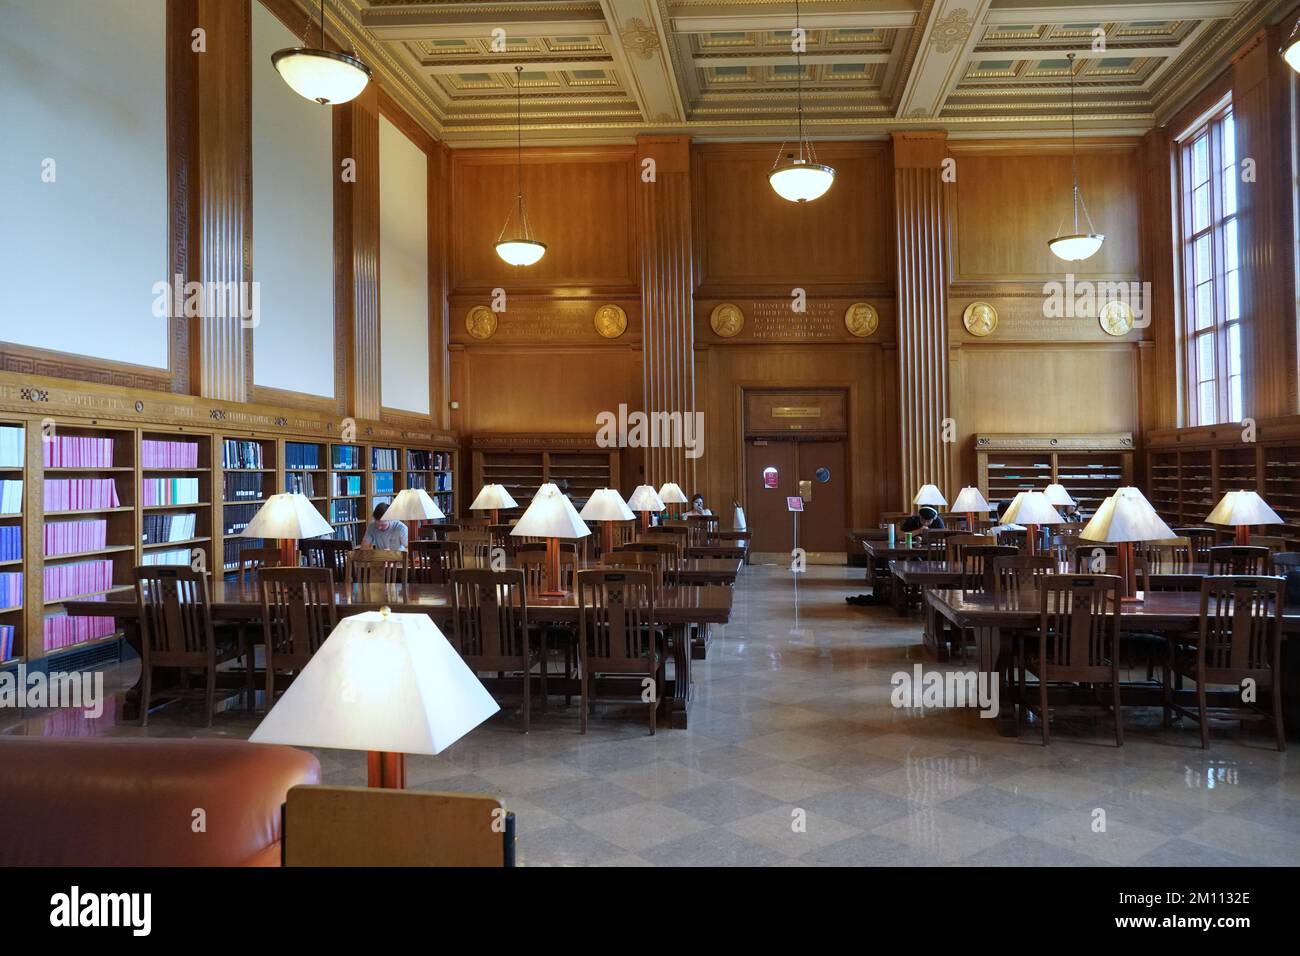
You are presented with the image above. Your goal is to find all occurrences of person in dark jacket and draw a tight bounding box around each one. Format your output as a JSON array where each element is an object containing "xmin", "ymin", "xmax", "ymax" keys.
[{"xmin": 900, "ymin": 506, "xmax": 944, "ymax": 534}]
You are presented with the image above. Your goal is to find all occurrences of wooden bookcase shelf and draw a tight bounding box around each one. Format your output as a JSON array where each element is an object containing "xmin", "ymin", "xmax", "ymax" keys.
[
  {"xmin": 220, "ymin": 436, "xmax": 276, "ymax": 573},
  {"xmin": 975, "ymin": 433, "xmax": 1135, "ymax": 515},
  {"xmin": 471, "ymin": 435, "xmax": 620, "ymax": 519},
  {"xmin": 0, "ymin": 420, "xmax": 25, "ymax": 666},
  {"xmin": 1147, "ymin": 416, "xmax": 1300, "ymax": 547}
]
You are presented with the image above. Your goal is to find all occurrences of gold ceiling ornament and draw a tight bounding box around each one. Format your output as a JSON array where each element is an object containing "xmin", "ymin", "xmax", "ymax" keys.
[
  {"xmin": 710, "ymin": 303, "xmax": 745, "ymax": 338},
  {"xmin": 466, "ymin": 305, "xmax": 498, "ymax": 340},
  {"xmin": 962, "ymin": 301, "xmax": 998, "ymax": 337},
  {"xmin": 593, "ymin": 304, "xmax": 628, "ymax": 339},
  {"xmin": 844, "ymin": 302, "xmax": 879, "ymax": 338},
  {"xmin": 1099, "ymin": 300, "xmax": 1135, "ymax": 337},
  {"xmin": 620, "ymin": 18, "xmax": 661, "ymax": 59},
  {"xmin": 929, "ymin": 8, "xmax": 975, "ymax": 54}
]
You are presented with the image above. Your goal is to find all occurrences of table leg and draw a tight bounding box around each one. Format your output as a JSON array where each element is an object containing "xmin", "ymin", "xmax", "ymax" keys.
[{"xmin": 662, "ymin": 623, "xmax": 691, "ymax": 729}]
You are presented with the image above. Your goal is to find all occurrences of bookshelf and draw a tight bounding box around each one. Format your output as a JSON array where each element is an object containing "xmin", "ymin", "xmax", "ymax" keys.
[
  {"xmin": 1147, "ymin": 417, "xmax": 1300, "ymax": 548},
  {"xmin": 283, "ymin": 440, "xmax": 329, "ymax": 527},
  {"xmin": 220, "ymin": 436, "xmax": 277, "ymax": 573},
  {"xmin": 471, "ymin": 436, "xmax": 621, "ymax": 518},
  {"xmin": 405, "ymin": 447, "xmax": 456, "ymax": 519},
  {"xmin": 974, "ymin": 433, "xmax": 1135, "ymax": 514},
  {"xmin": 329, "ymin": 442, "xmax": 366, "ymax": 546},
  {"xmin": 139, "ymin": 430, "xmax": 213, "ymax": 576},
  {"xmin": 371, "ymin": 445, "xmax": 400, "ymax": 508},
  {"xmin": 41, "ymin": 423, "xmax": 136, "ymax": 661},
  {"xmin": 0, "ymin": 421, "xmax": 25, "ymax": 666}
]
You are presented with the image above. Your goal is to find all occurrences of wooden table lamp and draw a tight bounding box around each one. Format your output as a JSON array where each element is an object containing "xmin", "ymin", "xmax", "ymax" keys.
[
  {"xmin": 1206, "ymin": 490, "xmax": 1283, "ymax": 545},
  {"xmin": 510, "ymin": 482, "xmax": 591, "ymax": 596},
  {"xmin": 1080, "ymin": 487, "xmax": 1176, "ymax": 602},
  {"xmin": 383, "ymin": 487, "xmax": 444, "ymax": 544},
  {"xmin": 627, "ymin": 484, "xmax": 665, "ymax": 532},
  {"xmin": 469, "ymin": 482, "xmax": 518, "ymax": 526},
  {"xmin": 950, "ymin": 486, "xmax": 991, "ymax": 532},
  {"xmin": 241, "ymin": 492, "xmax": 334, "ymax": 566},
  {"xmin": 580, "ymin": 488, "xmax": 635, "ymax": 555},
  {"xmin": 999, "ymin": 490, "xmax": 1064, "ymax": 555},
  {"xmin": 251, "ymin": 608, "xmax": 499, "ymax": 788},
  {"xmin": 658, "ymin": 481, "xmax": 688, "ymax": 519}
]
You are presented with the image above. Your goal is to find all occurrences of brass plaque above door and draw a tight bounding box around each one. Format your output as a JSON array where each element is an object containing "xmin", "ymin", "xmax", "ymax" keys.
[{"xmin": 744, "ymin": 389, "xmax": 847, "ymax": 438}]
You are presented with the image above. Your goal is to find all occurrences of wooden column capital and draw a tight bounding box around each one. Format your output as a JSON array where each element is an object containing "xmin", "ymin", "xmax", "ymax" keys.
[{"xmin": 891, "ymin": 131, "xmax": 948, "ymax": 169}]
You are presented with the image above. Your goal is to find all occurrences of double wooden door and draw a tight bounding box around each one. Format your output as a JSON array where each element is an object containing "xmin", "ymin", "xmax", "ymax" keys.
[{"xmin": 744, "ymin": 438, "xmax": 847, "ymax": 555}]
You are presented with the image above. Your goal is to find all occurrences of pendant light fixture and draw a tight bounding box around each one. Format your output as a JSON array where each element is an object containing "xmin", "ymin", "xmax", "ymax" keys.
[
  {"xmin": 1283, "ymin": 18, "xmax": 1300, "ymax": 72},
  {"xmin": 768, "ymin": 0, "xmax": 834, "ymax": 203},
  {"xmin": 1048, "ymin": 53, "xmax": 1104, "ymax": 261},
  {"xmin": 272, "ymin": 0, "xmax": 371, "ymax": 106},
  {"xmin": 495, "ymin": 66, "xmax": 546, "ymax": 267}
]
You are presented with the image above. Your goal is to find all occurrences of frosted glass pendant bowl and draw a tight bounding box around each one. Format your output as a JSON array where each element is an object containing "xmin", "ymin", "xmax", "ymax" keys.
[
  {"xmin": 271, "ymin": 48, "xmax": 371, "ymax": 105},
  {"xmin": 494, "ymin": 238, "xmax": 547, "ymax": 267},
  {"xmin": 1284, "ymin": 19, "xmax": 1300, "ymax": 73},
  {"xmin": 768, "ymin": 159, "xmax": 836, "ymax": 203},
  {"xmin": 1048, "ymin": 232, "xmax": 1105, "ymax": 261}
]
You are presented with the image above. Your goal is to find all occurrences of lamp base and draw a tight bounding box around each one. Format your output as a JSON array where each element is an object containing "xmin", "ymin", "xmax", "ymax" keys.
[
  {"xmin": 1235, "ymin": 525, "xmax": 1250, "ymax": 545},
  {"xmin": 279, "ymin": 538, "xmax": 299, "ymax": 567},
  {"xmin": 542, "ymin": 536, "xmax": 567, "ymax": 597},
  {"xmin": 367, "ymin": 751, "xmax": 406, "ymax": 789}
]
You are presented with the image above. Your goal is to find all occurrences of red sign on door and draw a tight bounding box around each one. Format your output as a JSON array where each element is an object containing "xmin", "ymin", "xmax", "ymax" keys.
[
  {"xmin": 762, "ymin": 466, "xmax": 778, "ymax": 489},
  {"xmin": 787, "ymin": 496, "xmax": 804, "ymax": 512}
]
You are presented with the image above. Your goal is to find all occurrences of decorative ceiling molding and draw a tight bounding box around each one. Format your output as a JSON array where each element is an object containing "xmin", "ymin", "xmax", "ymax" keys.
[{"xmin": 318, "ymin": 0, "xmax": 1278, "ymax": 145}]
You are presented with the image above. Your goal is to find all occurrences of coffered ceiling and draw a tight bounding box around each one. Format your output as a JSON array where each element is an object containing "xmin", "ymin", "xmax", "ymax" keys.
[{"xmin": 305, "ymin": 0, "xmax": 1292, "ymax": 144}]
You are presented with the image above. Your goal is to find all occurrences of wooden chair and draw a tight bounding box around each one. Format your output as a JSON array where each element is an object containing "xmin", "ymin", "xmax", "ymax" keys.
[
  {"xmin": 921, "ymin": 528, "xmax": 961, "ymax": 559},
  {"xmin": 1271, "ymin": 551, "xmax": 1300, "ymax": 574},
  {"xmin": 1019, "ymin": 574, "xmax": 1124, "ymax": 746},
  {"xmin": 576, "ymin": 569, "xmax": 661, "ymax": 736},
  {"xmin": 418, "ymin": 522, "xmax": 460, "ymax": 541},
  {"xmin": 601, "ymin": 550, "xmax": 664, "ymax": 591},
  {"xmin": 409, "ymin": 539, "xmax": 462, "ymax": 585},
  {"xmin": 943, "ymin": 533, "xmax": 993, "ymax": 568},
  {"xmin": 133, "ymin": 566, "xmax": 252, "ymax": 727},
  {"xmin": 1208, "ymin": 545, "xmax": 1270, "ymax": 576},
  {"xmin": 259, "ymin": 567, "xmax": 337, "ymax": 706},
  {"xmin": 344, "ymin": 548, "xmax": 407, "ymax": 587},
  {"xmin": 1248, "ymin": 535, "xmax": 1287, "ymax": 552},
  {"xmin": 1073, "ymin": 543, "xmax": 1116, "ymax": 573},
  {"xmin": 301, "ymin": 538, "xmax": 351, "ymax": 582},
  {"xmin": 960, "ymin": 545, "xmax": 1019, "ymax": 592},
  {"xmin": 1170, "ymin": 576, "xmax": 1285, "ymax": 751},
  {"xmin": 447, "ymin": 530, "xmax": 491, "ymax": 568},
  {"xmin": 515, "ymin": 542, "xmax": 579, "ymax": 593},
  {"xmin": 621, "ymin": 540, "xmax": 682, "ymax": 575},
  {"xmin": 991, "ymin": 555, "xmax": 1056, "ymax": 596},
  {"xmin": 1173, "ymin": 527, "xmax": 1217, "ymax": 562},
  {"xmin": 685, "ymin": 513, "xmax": 719, "ymax": 545},
  {"xmin": 997, "ymin": 529, "xmax": 1027, "ymax": 551},
  {"xmin": 449, "ymin": 569, "xmax": 538, "ymax": 732},
  {"xmin": 237, "ymin": 547, "xmax": 282, "ymax": 584},
  {"xmin": 1138, "ymin": 537, "xmax": 1193, "ymax": 573},
  {"xmin": 613, "ymin": 520, "xmax": 637, "ymax": 548}
]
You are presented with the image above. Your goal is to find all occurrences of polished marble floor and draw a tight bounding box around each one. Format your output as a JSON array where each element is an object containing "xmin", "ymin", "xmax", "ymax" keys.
[{"xmin": 6, "ymin": 565, "xmax": 1299, "ymax": 866}]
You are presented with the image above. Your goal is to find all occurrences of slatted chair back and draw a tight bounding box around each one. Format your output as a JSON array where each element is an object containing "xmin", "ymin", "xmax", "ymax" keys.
[
  {"xmin": 1138, "ymin": 537, "xmax": 1193, "ymax": 573},
  {"xmin": 515, "ymin": 543, "xmax": 579, "ymax": 592},
  {"xmin": 134, "ymin": 565, "xmax": 216, "ymax": 667},
  {"xmin": 259, "ymin": 567, "xmax": 338, "ymax": 697},
  {"xmin": 614, "ymin": 520, "xmax": 637, "ymax": 547},
  {"xmin": 1208, "ymin": 545, "xmax": 1270, "ymax": 576},
  {"xmin": 943, "ymin": 533, "xmax": 992, "ymax": 567},
  {"xmin": 600, "ymin": 550, "xmax": 665, "ymax": 591},
  {"xmin": 238, "ymin": 547, "xmax": 283, "ymax": 584},
  {"xmin": 1248, "ymin": 535, "xmax": 1287, "ymax": 552},
  {"xmin": 685, "ymin": 513, "xmax": 720, "ymax": 545},
  {"xmin": 344, "ymin": 549, "xmax": 407, "ymax": 588},
  {"xmin": 921, "ymin": 528, "xmax": 961, "ymax": 559},
  {"xmin": 300, "ymin": 538, "xmax": 350, "ymax": 582},
  {"xmin": 997, "ymin": 529, "xmax": 1027, "ymax": 551},
  {"xmin": 991, "ymin": 555, "xmax": 1056, "ymax": 596},
  {"xmin": 1037, "ymin": 574, "xmax": 1122, "ymax": 682},
  {"xmin": 418, "ymin": 522, "xmax": 459, "ymax": 541},
  {"xmin": 576, "ymin": 569, "xmax": 659, "ymax": 734},
  {"xmin": 1073, "ymin": 543, "xmax": 1116, "ymax": 573},
  {"xmin": 1172, "ymin": 527, "xmax": 1217, "ymax": 561},
  {"xmin": 448, "ymin": 530, "xmax": 491, "ymax": 568},
  {"xmin": 621, "ymin": 540, "xmax": 681, "ymax": 574},
  {"xmin": 450, "ymin": 568, "xmax": 530, "ymax": 667},
  {"xmin": 1199, "ymin": 575, "xmax": 1284, "ymax": 676},
  {"xmin": 409, "ymin": 539, "xmax": 462, "ymax": 585},
  {"xmin": 960, "ymin": 545, "xmax": 1019, "ymax": 592}
]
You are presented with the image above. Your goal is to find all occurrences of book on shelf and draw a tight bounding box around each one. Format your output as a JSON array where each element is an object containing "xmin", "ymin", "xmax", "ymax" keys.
[
  {"xmin": 434, "ymin": 472, "xmax": 453, "ymax": 492},
  {"xmin": 43, "ymin": 560, "xmax": 114, "ymax": 602},
  {"xmin": 142, "ymin": 477, "xmax": 200, "ymax": 506},
  {"xmin": 407, "ymin": 450, "xmax": 433, "ymax": 471},
  {"xmin": 44, "ymin": 478, "xmax": 120, "ymax": 511},
  {"xmin": 222, "ymin": 503, "xmax": 260, "ymax": 538},
  {"xmin": 43, "ymin": 613, "xmax": 116, "ymax": 652},
  {"xmin": 141, "ymin": 440, "xmax": 199, "ymax": 468},
  {"xmin": 372, "ymin": 448, "xmax": 399, "ymax": 471},
  {"xmin": 221, "ymin": 439, "xmax": 264, "ymax": 470},
  {"xmin": 0, "ymin": 426, "xmax": 23, "ymax": 468},
  {"xmin": 374, "ymin": 472, "xmax": 395, "ymax": 496},
  {"xmin": 44, "ymin": 519, "xmax": 108, "ymax": 557},
  {"xmin": 0, "ymin": 525, "xmax": 20, "ymax": 562},
  {"xmin": 0, "ymin": 571, "xmax": 21, "ymax": 609},
  {"xmin": 222, "ymin": 537, "xmax": 261, "ymax": 572},
  {"xmin": 1, "ymin": 479, "xmax": 21, "ymax": 513},
  {"xmin": 332, "ymin": 445, "xmax": 362, "ymax": 470},
  {"xmin": 285, "ymin": 472, "xmax": 316, "ymax": 496},
  {"xmin": 42, "ymin": 435, "xmax": 114, "ymax": 468},
  {"xmin": 285, "ymin": 442, "xmax": 321, "ymax": 470},
  {"xmin": 142, "ymin": 548, "xmax": 191, "ymax": 566},
  {"xmin": 143, "ymin": 512, "xmax": 197, "ymax": 544},
  {"xmin": 223, "ymin": 473, "xmax": 264, "ymax": 501},
  {"xmin": 331, "ymin": 498, "xmax": 362, "ymax": 524},
  {"xmin": 331, "ymin": 474, "xmax": 362, "ymax": 497},
  {"xmin": 0, "ymin": 624, "xmax": 13, "ymax": 662},
  {"xmin": 331, "ymin": 524, "xmax": 360, "ymax": 546}
]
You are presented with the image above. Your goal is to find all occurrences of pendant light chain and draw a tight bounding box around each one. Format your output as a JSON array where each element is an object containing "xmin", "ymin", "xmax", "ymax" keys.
[
  {"xmin": 1065, "ymin": 52, "xmax": 1097, "ymax": 236},
  {"xmin": 319, "ymin": 0, "xmax": 325, "ymax": 49},
  {"xmin": 795, "ymin": 0, "xmax": 804, "ymax": 163},
  {"xmin": 498, "ymin": 65, "xmax": 535, "ymax": 244}
]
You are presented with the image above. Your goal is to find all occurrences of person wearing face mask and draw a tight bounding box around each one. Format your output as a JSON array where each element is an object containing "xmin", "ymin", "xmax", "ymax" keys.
[{"xmin": 361, "ymin": 501, "xmax": 409, "ymax": 552}]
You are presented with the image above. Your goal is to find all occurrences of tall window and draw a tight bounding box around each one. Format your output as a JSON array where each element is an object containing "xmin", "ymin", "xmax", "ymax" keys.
[{"xmin": 1178, "ymin": 103, "xmax": 1243, "ymax": 425}]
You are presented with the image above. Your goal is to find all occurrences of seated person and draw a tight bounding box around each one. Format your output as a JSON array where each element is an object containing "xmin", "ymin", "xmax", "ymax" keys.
[
  {"xmin": 362, "ymin": 502, "xmax": 408, "ymax": 552},
  {"xmin": 686, "ymin": 493, "xmax": 713, "ymax": 516},
  {"xmin": 900, "ymin": 506, "xmax": 944, "ymax": 534}
]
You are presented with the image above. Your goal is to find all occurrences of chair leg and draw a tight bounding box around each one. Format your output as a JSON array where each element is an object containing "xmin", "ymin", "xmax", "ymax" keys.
[
  {"xmin": 521, "ymin": 657, "xmax": 530, "ymax": 734},
  {"xmin": 1196, "ymin": 675, "xmax": 1209, "ymax": 749},
  {"xmin": 579, "ymin": 665, "xmax": 588, "ymax": 735},
  {"xmin": 1274, "ymin": 684, "xmax": 1286, "ymax": 753},
  {"xmin": 1112, "ymin": 679, "xmax": 1123, "ymax": 747},
  {"xmin": 139, "ymin": 664, "xmax": 151, "ymax": 728},
  {"xmin": 1162, "ymin": 641, "xmax": 1173, "ymax": 728},
  {"xmin": 648, "ymin": 669, "xmax": 657, "ymax": 736},
  {"xmin": 204, "ymin": 664, "xmax": 216, "ymax": 728},
  {"xmin": 538, "ymin": 634, "xmax": 548, "ymax": 713},
  {"xmin": 1039, "ymin": 676, "xmax": 1050, "ymax": 746}
]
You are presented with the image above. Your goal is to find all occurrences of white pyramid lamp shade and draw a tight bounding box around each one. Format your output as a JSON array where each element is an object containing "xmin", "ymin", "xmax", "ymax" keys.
[
  {"xmin": 1044, "ymin": 484, "xmax": 1076, "ymax": 509},
  {"xmin": 511, "ymin": 483, "xmax": 590, "ymax": 595},
  {"xmin": 999, "ymin": 491, "xmax": 1063, "ymax": 554},
  {"xmin": 1080, "ymin": 487, "xmax": 1175, "ymax": 602},
  {"xmin": 251, "ymin": 610, "xmax": 499, "ymax": 787},
  {"xmin": 1206, "ymin": 490, "xmax": 1283, "ymax": 545},
  {"xmin": 658, "ymin": 481, "xmax": 688, "ymax": 517},
  {"xmin": 951, "ymin": 486, "xmax": 991, "ymax": 531},
  {"xmin": 627, "ymin": 484, "xmax": 666, "ymax": 531},
  {"xmin": 469, "ymin": 483, "xmax": 519, "ymax": 525},
  {"xmin": 241, "ymin": 492, "xmax": 334, "ymax": 565},
  {"xmin": 383, "ymin": 487, "xmax": 444, "ymax": 543},
  {"xmin": 580, "ymin": 488, "xmax": 635, "ymax": 555},
  {"xmin": 913, "ymin": 484, "xmax": 948, "ymax": 508}
]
